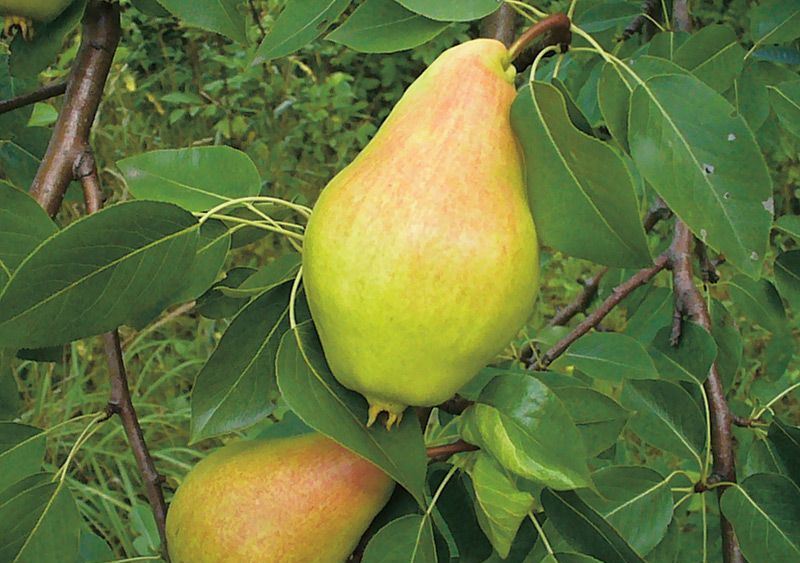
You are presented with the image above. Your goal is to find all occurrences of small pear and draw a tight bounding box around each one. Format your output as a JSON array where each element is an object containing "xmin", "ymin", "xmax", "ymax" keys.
[
  {"xmin": 0, "ymin": 0, "xmax": 73, "ymax": 21},
  {"xmin": 0, "ymin": 0, "xmax": 73, "ymax": 39},
  {"xmin": 303, "ymin": 39, "xmax": 539, "ymax": 427},
  {"xmin": 166, "ymin": 433, "xmax": 394, "ymax": 563}
]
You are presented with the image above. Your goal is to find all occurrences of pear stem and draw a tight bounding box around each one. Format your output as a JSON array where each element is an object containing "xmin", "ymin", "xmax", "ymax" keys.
[{"xmin": 506, "ymin": 12, "xmax": 571, "ymax": 64}]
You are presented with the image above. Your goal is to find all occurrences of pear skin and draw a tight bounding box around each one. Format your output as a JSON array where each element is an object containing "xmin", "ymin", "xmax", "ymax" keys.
[
  {"xmin": 303, "ymin": 39, "xmax": 539, "ymax": 425},
  {"xmin": 0, "ymin": 0, "xmax": 73, "ymax": 21},
  {"xmin": 166, "ymin": 433, "xmax": 394, "ymax": 563}
]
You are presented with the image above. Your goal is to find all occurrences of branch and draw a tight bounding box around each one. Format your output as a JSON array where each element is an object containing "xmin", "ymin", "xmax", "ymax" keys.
[
  {"xmin": 507, "ymin": 13, "xmax": 572, "ymax": 63},
  {"xmin": 668, "ymin": 220, "xmax": 743, "ymax": 563},
  {"xmin": 426, "ymin": 440, "xmax": 479, "ymax": 461},
  {"xmin": 29, "ymin": 1, "xmax": 121, "ymax": 217},
  {"xmin": 535, "ymin": 253, "xmax": 669, "ymax": 368},
  {"xmin": 549, "ymin": 269, "xmax": 607, "ymax": 328},
  {"xmin": 622, "ymin": 0, "xmax": 662, "ymax": 40},
  {"xmin": 103, "ymin": 330, "xmax": 170, "ymax": 556},
  {"xmin": 0, "ymin": 81, "xmax": 67, "ymax": 115},
  {"xmin": 480, "ymin": 4, "xmax": 517, "ymax": 47},
  {"xmin": 26, "ymin": 1, "xmax": 171, "ymax": 557}
]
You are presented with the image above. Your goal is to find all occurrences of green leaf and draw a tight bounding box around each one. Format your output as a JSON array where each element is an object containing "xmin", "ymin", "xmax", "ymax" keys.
[
  {"xmin": 598, "ymin": 56, "xmax": 690, "ymax": 152},
  {"xmin": 629, "ymin": 73, "xmax": 772, "ymax": 278},
  {"xmin": 646, "ymin": 32, "xmax": 691, "ymax": 60},
  {"xmin": 752, "ymin": 46, "xmax": 800, "ymax": 65},
  {"xmin": 710, "ymin": 299, "xmax": 742, "ymax": 389},
  {"xmin": 8, "ymin": 1, "xmax": 86, "ymax": 79},
  {"xmin": 0, "ymin": 201, "xmax": 198, "ymax": 349},
  {"xmin": 252, "ymin": 0, "xmax": 350, "ymax": 63},
  {"xmin": 0, "ymin": 473, "xmax": 81, "ymax": 563},
  {"xmin": 649, "ymin": 323, "xmax": 717, "ymax": 384},
  {"xmin": 727, "ymin": 275, "xmax": 786, "ymax": 333},
  {"xmin": 768, "ymin": 419, "xmax": 800, "ymax": 487},
  {"xmin": 580, "ymin": 466, "xmax": 673, "ymax": 556},
  {"xmin": 621, "ymin": 379, "xmax": 705, "ymax": 468},
  {"xmin": 190, "ymin": 283, "xmax": 291, "ymax": 442},
  {"xmin": 432, "ymin": 470, "xmax": 492, "ymax": 562},
  {"xmin": 219, "ymin": 252, "xmax": 301, "ymax": 298},
  {"xmin": 118, "ymin": 146, "xmax": 261, "ymax": 212},
  {"xmin": 511, "ymin": 82, "xmax": 650, "ymax": 268},
  {"xmin": 768, "ymin": 81, "xmax": 800, "ymax": 138},
  {"xmin": 749, "ymin": 0, "xmax": 800, "ymax": 51},
  {"xmin": 327, "ymin": 0, "xmax": 449, "ymax": 53},
  {"xmin": 156, "ymin": 0, "xmax": 247, "ymax": 43},
  {"xmin": 552, "ymin": 332, "xmax": 658, "ymax": 383},
  {"xmin": 195, "ymin": 266, "xmax": 255, "ymax": 319},
  {"xmin": 0, "ymin": 423, "xmax": 45, "ymax": 492},
  {"xmin": 733, "ymin": 62, "xmax": 771, "ymax": 131},
  {"xmin": 458, "ymin": 452, "xmax": 535, "ymax": 558},
  {"xmin": 394, "ymin": 0, "xmax": 500, "ymax": 21},
  {"xmin": 624, "ymin": 287, "xmax": 673, "ymax": 344},
  {"xmin": 574, "ymin": 1, "xmax": 640, "ymax": 34},
  {"xmin": 78, "ymin": 528, "xmax": 114, "ymax": 563},
  {"xmin": 673, "ymin": 25, "xmax": 745, "ymax": 93},
  {"xmin": 774, "ymin": 250, "xmax": 800, "ymax": 309},
  {"xmin": 460, "ymin": 373, "xmax": 592, "ymax": 490},
  {"xmin": 742, "ymin": 437, "xmax": 788, "ymax": 479},
  {"xmin": 550, "ymin": 386, "xmax": 629, "ymax": 457},
  {"xmin": 0, "ymin": 181, "xmax": 57, "ymax": 272},
  {"xmin": 720, "ymin": 473, "xmax": 800, "ymax": 563},
  {"xmin": 0, "ymin": 351, "xmax": 20, "ymax": 420},
  {"xmin": 541, "ymin": 489, "xmax": 645, "ymax": 563},
  {"xmin": 540, "ymin": 554, "xmax": 603, "ymax": 563},
  {"xmin": 363, "ymin": 514, "xmax": 438, "ymax": 563},
  {"xmin": 776, "ymin": 215, "xmax": 800, "ymax": 240},
  {"xmin": 276, "ymin": 321, "xmax": 427, "ymax": 503},
  {"xmin": 171, "ymin": 220, "xmax": 231, "ymax": 304}
]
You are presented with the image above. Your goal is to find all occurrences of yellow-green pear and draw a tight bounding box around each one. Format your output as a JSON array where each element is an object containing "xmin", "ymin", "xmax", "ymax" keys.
[
  {"xmin": 0, "ymin": 0, "xmax": 73, "ymax": 39},
  {"xmin": 303, "ymin": 38, "xmax": 539, "ymax": 428},
  {"xmin": 166, "ymin": 433, "xmax": 395, "ymax": 563}
]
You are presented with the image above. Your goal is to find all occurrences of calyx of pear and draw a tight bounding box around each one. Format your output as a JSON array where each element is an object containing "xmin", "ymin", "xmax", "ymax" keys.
[
  {"xmin": 166, "ymin": 432, "xmax": 394, "ymax": 563},
  {"xmin": 0, "ymin": 0, "xmax": 73, "ymax": 39},
  {"xmin": 304, "ymin": 38, "xmax": 540, "ymax": 429}
]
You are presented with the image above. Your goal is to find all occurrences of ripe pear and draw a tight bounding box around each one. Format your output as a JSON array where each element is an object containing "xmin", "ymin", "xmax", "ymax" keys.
[
  {"xmin": 303, "ymin": 38, "xmax": 539, "ymax": 428},
  {"xmin": 166, "ymin": 433, "xmax": 394, "ymax": 563}
]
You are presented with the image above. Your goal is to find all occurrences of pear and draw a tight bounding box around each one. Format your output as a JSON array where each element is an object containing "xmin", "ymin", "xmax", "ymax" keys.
[
  {"xmin": 166, "ymin": 433, "xmax": 394, "ymax": 563},
  {"xmin": 0, "ymin": 0, "xmax": 73, "ymax": 21},
  {"xmin": 0, "ymin": 0, "xmax": 73, "ymax": 39},
  {"xmin": 303, "ymin": 38, "xmax": 539, "ymax": 428}
]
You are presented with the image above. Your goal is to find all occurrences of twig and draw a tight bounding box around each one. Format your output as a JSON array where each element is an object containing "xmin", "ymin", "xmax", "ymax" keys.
[
  {"xmin": 622, "ymin": 0, "xmax": 662, "ymax": 40},
  {"xmin": 481, "ymin": 4, "xmax": 517, "ymax": 47},
  {"xmin": 0, "ymin": 81, "xmax": 67, "ymax": 115},
  {"xmin": 26, "ymin": 2, "xmax": 171, "ymax": 558},
  {"xmin": 437, "ymin": 394, "xmax": 474, "ymax": 416},
  {"xmin": 695, "ymin": 239, "xmax": 720, "ymax": 284},
  {"xmin": 669, "ymin": 221, "xmax": 742, "ymax": 563},
  {"xmin": 248, "ymin": 0, "xmax": 267, "ymax": 40},
  {"xmin": 507, "ymin": 13, "xmax": 571, "ymax": 63},
  {"xmin": 536, "ymin": 253, "xmax": 670, "ymax": 368},
  {"xmin": 426, "ymin": 440, "xmax": 479, "ymax": 461},
  {"xmin": 29, "ymin": 1, "xmax": 121, "ymax": 216},
  {"xmin": 549, "ymin": 269, "xmax": 607, "ymax": 328}
]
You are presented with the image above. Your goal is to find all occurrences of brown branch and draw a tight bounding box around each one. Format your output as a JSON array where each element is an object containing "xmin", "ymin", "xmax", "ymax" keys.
[
  {"xmin": 426, "ymin": 440, "xmax": 479, "ymax": 461},
  {"xmin": 26, "ymin": 2, "xmax": 171, "ymax": 558},
  {"xmin": 535, "ymin": 253, "xmax": 670, "ymax": 369},
  {"xmin": 248, "ymin": 0, "xmax": 267, "ymax": 40},
  {"xmin": 508, "ymin": 13, "xmax": 571, "ymax": 63},
  {"xmin": 622, "ymin": 0, "xmax": 661, "ymax": 40},
  {"xmin": 29, "ymin": 1, "xmax": 121, "ymax": 217},
  {"xmin": 549, "ymin": 269, "xmax": 607, "ymax": 328},
  {"xmin": 480, "ymin": 4, "xmax": 517, "ymax": 47},
  {"xmin": 0, "ymin": 81, "xmax": 67, "ymax": 115},
  {"xmin": 672, "ymin": 0, "xmax": 692, "ymax": 34},
  {"xmin": 80, "ymin": 143, "xmax": 170, "ymax": 560},
  {"xmin": 669, "ymin": 220, "xmax": 743, "ymax": 563}
]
